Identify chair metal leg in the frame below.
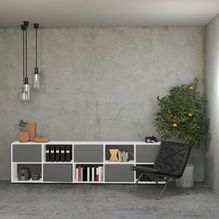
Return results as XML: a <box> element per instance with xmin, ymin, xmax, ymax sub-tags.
<box><xmin>135</xmin><ymin>173</ymin><xmax>143</xmax><ymax>184</ymax></box>
<box><xmin>156</xmin><ymin>178</ymin><xmax>171</xmax><ymax>200</ymax></box>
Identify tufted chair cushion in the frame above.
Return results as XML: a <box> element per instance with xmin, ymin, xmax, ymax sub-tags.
<box><xmin>154</xmin><ymin>141</ymin><xmax>191</xmax><ymax>177</ymax></box>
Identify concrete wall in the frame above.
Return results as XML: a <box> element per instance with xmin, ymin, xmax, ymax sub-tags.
<box><xmin>205</xmin><ymin>14</ymin><xmax>219</xmax><ymax>194</ymax></box>
<box><xmin>0</xmin><ymin>27</ymin><xmax>205</xmax><ymax>180</ymax></box>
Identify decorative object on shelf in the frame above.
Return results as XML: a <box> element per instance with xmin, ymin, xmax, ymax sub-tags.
<box><xmin>32</xmin><ymin>172</ymin><xmax>41</xmax><ymax>180</ymax></box>
<box><xmin>145</xmin><ymin>136</ymin><xmax>158</xmax><ymax>143</ymax></box>
<box><xmin>33</xmin><ymin>23</ymin><xmax>40</xmax><ymax>89</ymax></box>
<box><xmin>18</xmin><ymin>21</ymin><xmax>30</xmax><ymax>104</ymax></box>
<box><xmin>153</xmin><ymin>78</ymin><xmax>208</xmax><ymax>148</ymax></box>
<box><xmin>17</xmin><ymin>120</ymin><xmax>29</xmax><ymax>142</ymax></box>
<box><xmin>118</xmin><ymin>151</ymin><xmax>129</xmax><ymax>162</ymax></box>
<box><xmin>33</xmin><ymin>136</ymin><xmax>49</xmax><ymax>143</ymax></box>
<box><xmin>18</xmin><ymin>131</ymin><xmax>29</xmax><ymax>142</ymax></box>
<box><xmin>27</xmin><ymin>122</ymin><xmax>36</xmax><ymax>141</ymax></box>
<box><xmin>17</xmin><ymin>120</ymin><xmax>27</xmax><ymax>131</ymax></box>
<box><xmin>18</xmin><ymin>168</ymin><xmax>31</xmax><ymax>181</ymax></box>
<box><xmin>17</xmin><ymin>120</ymin><xmax>48</xmax><ymax>142</ymax></box>
<box><xmin>109</xmin><ymin>149</ymin><xmax>119</xmax><ymax>161</ymax></box>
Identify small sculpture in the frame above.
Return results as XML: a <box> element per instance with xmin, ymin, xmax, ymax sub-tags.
<box><xmin>109</xmin><ymin>149</ymin><xmax>119</xmax><ymax>161</ymax></box>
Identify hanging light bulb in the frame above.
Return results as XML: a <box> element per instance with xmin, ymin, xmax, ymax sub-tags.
<box><xmin>33</xmin><ymin>23</ymin><xmax>40</xmax><ymax>89</ymax></box>
<box><xmin>19</xmin><ymin>21</ymin><xmax>30</xmax><ymax>104</ymax></box>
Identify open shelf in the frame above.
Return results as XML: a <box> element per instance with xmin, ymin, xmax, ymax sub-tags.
<box><xmin>105</xmin><ymin>144</ymin><xmax>134</xmax><ymax>162</ymax></box>
<box><xmin>11</xmin><ymin>163</ymin><xmax>42</xmax><ymax>182</ymax></box>
<box><xmin>75</xmin><ymin>164</ymin><xmax>104</xmax><ymax>183</ymax></box>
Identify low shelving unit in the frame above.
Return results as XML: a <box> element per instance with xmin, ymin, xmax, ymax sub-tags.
<box><xmin>11</xmin><ymin>141</ymin><xmax>163</xmax><ymax>184</ymax></box>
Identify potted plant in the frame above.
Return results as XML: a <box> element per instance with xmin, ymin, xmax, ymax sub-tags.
<box><xmin>17</xmin><ymin>120</ymin><xmax>29</xmax><ymax>142</ymax></box>
<box><xmin>153</xmin><ymin>79</ymin><xmax>208</xmax><ymax>187</ymax></box>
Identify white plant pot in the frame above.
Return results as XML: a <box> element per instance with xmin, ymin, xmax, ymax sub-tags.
<box><xmin>176</xmin><ymin>164</ymin><xmax>194</xmax><ymax>188</ymax></box>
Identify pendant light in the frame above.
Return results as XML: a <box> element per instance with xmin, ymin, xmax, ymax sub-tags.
<box><xmin>19</xmin><ymin>21</ymin><xmax>30</xmax><ymax>103</ymax></box>
<box><xmin>33</xmin><ymin>23</ymin><xmax>40</xmax><ymax>89</ymax></box>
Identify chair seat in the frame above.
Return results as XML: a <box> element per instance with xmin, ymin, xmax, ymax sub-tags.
<box><xmin>132</xmin><ymin>165</ymin><xmax>180</xmax><ymax>178</ymax></box>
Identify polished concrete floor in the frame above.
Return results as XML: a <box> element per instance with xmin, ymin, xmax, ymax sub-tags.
<box><xmin>0</xmin><ymin>182</ymin><xmax>218</xmax><ymax>219</ymax></box>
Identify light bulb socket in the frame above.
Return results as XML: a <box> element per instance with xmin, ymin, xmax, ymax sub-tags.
<box><xmin>24</xmin><ymin>77</ymin><xmax>29</xmax><ymax>84</ymax></box>
<box><xmin>34</xmin><ymin>23</ymin><xmax>39</xmax><ymax>29</ymax></box>
<box><xmin>21</xmin><ymin>24</ymin><xmax>26</xmax><ymax>30</ymax></box>
<box><xmin>34</xmin><ymin>67</ymin><xmax>39</xmax><ymax>74</ymax></box>
<box><xmin>23</xmin><ymin>21</ymin><xmax>29</xmax><ymax>28</ymax></box>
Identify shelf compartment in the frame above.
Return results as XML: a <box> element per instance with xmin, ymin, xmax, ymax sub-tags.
<box><xmin>12</xmin><ymin>144</ymin><xmax>42</xmax><ymax>162</ymax></box>
<box><xmin>43</xmin><ymin>164</ymin><xmax>72</xmax><ymax>182</ymax></box>
<box><xmin>135</xmin><ymin>144</ymin><xmax>160</xmax><ymax>163</ymax></box>
<box><xmin>12</xmin><ymin>164</ymin><xmax>42</xmax><ymax>182</ymax></box>
<box><xmin>105</xmin><ymin>164</ymin><xmax>134</xmax><ymax>183</ymax></box>
<box><xmin>105</xmin><ymin>145</ymin><xmax>134</xmax><ymax>162</ymax></box>
<box><xmin>75</xmin><ymin>164</ymin><xmax>104</xmax><ymax>183</ymax></box>
<box><xmin>44</xmin><ymin>144</ymin><xmax>72</xmax><ymax>162</ymax></box>
<box><xmin>74</xmin><ymin>145</ymin><xmax>103</xmax><ymax>162</ymax></box>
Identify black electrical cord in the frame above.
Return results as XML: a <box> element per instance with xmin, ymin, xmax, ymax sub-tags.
<box><xmin>23</xmin><ymin>21</ymin><xmax>29</xmax><ymax>82</ymax></box>
<box><xmin>36</xmin><ymin>26</ymin><xmax>37</xmax><ymax>68</ymax></box>
<box><xmin>21</xmin><ymin>24</ymin><xmax>25</xmax><ymax>83</ymax></box>
<box><xmin>25</xmin><ymin>24</ymin><xmax>27</xmax><ymax>79</ymax></box>
<box><xmin>34</xmin><ymin>23</ymin><xmax>39</xmax><ymax>71</ymax></box>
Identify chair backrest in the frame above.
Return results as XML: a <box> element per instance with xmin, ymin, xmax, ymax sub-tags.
<box><xmin>154</xmin><ymin>141</ymin><xmax>191</xmax><ymax>178</ymax></box>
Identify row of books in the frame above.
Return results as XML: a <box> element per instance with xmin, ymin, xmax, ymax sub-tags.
<box><xmin>75</xmin><ymin>166</ymin><xmax>103</xmax><ymax>182</ymax></box>
<box><xmin>118</xmin><ymin>150</ymin><xmax>129</xmax><ymax>162</ymax></box>
<box><xmin>46</xmin><ymin>145</ymin><xmax>72</xmax><ymax>162</ymax></box>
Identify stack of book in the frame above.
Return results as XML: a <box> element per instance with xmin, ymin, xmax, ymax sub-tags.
<box><xmin>75</xmin><ymin>166</ymin><xmax>103</xmax><ymax>182</ymax></box>
<box><xmin>118</xmin><ymin>151</ymin><xmax>129</xmax><ymax>162</ymax></box>
<box><xmin>45</xmin><ymin>145</ymin><xmax>72</xmax><ymax>162</ymax></box>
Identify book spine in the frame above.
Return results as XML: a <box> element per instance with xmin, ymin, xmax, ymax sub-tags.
<box><xmin>46</xmin><ymin>145</ymin><xmax>50</xmax><ymax>162</ymax></box>
<box><xmin>61</xmin><ymin>149</ymin><xmax>65</xmax><ymax>162</ymax></box>
<box><xmin>101</xmin><ymin>166</ymin><xmax>104</xmax><ymax>182</ymax></box>
<box><xmin>87</xmin><ymin>167</ymin><xmax>90</xmax><ymax>182</ymax></box>
<box><xmin>81</xmin><ymin>167</ymin><xmax>83</xmax><ymax>182</ymax></box>
<box><xmin>92</xmin><ymin>167</ymin><xmax>95</xmax><ymax>182</ymax></box>
<box><xmin>78</xmin><ymin>166</ymin><xmax>81</xmax><ymax>181</ymax></box>
<box><xmin>99</xmin><ymin>166</ymin><xmax>102</xmax><ymax>182</ymax></box>
<box><xmin>65</xmin><ymin>146</ymin><xmax>71</xmax><ymax>162</ymax></box>
<box><xmin>96</xmin><ymin>167</ymin><xmax>99</xmax><ymax>182</ymax></box>
<box><xmin>76</xmin><ymin>168</ymin><xmax>78</xmax><ymax>182</ymax></box>
<box><xmin>55</xmin><ymin>147</ymin><xmax>60</xmax><ymax>162</ymax></box>
<box><xmin>50</xmin><ymin>146</ymin><xmax>55</xmax><ymax>162</ymax></box>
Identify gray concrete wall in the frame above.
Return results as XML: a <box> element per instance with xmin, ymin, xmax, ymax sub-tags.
<box><xmin>205</xmin><ymin>14</ymin><xmax>219</xmax><ymax>194</ymax></box>
<box><xmin>0</xmin><ymin>27</ymin><xmax>205</xmax><ymax>180</ymax></box>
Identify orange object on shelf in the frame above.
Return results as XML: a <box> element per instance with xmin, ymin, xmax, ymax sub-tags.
<box><xmin>19</xmin><ymin>132</ymin><xmax>30</xmax><ymax>142</ymax></box>
<box><xmin>28</xmin><ymin>122</ymin><xmax>36</xmax><ymax>141</ymax></box>
<box><xmin>33</xmin><ymin>137</ymin><xmax>49</xmax><ymax>143</ymax></box>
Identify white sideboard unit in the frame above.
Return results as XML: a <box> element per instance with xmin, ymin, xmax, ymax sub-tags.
<box><xmin>11</xmin><ymin>141</ymin><xmax>163</xmax><ymax>184</ymax></box>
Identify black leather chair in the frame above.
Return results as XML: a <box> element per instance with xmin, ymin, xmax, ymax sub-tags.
<box><xmin>132</xmin><ymin>141</ymin><xmax>191</xmax><ymax>199</ymax></box>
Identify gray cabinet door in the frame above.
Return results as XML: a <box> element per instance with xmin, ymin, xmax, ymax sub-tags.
<box><xmin>13</xmin><ymin>144</ymin><xmax>42</xmax><ymax>162</ymax></box>
<box><xmin>136</xmin><ymin>145</ymin><xmax>160</xmax><ymax>163</ymax></box>
<box><xmin>105</xmin><ymin>164</ymin><xmax>134</xmax><ymax>182</ymax></box>
<box><xmin>74</xmin><ymin>145</ymin><xmax>103</xmax><ymax>162</ymax></box>
<box><xmin>43</xmin><ymin>164</ymin><xmax>72</xmax><ymax>182</ymax></box>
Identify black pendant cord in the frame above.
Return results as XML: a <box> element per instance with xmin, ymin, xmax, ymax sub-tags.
<box><xmin>34</xmin><ymin>23</ymin><xmax>39</xmax><ymax>72</ymax></box>
<box><xmin>35</xmin><ymin>27</ymin><xmax>37</xmax><ymax>68</ymax></box>
<box><xmin>21</xmin><ymin>25</ymin><xmax>25</xmax><ymax>84</ymax></box>
<box><xmin>23</xmin><ymin>21</ymin><xmax>29</xmax><ymax>83</ymax></box>
<box><xmin>25</xmin><ymin>25</ymin><xmax>27</xmax><ymax>79</ymax></box>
